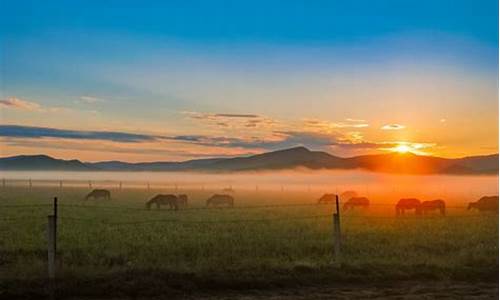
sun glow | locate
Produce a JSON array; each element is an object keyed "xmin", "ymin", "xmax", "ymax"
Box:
[{"xmin": 393, "ymin": 144, "xmax": 412, "ymax": 153}]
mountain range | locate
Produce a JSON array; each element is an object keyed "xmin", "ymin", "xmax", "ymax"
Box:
[{"xmin": 0, "ymin": 147, "xmax": 497, "ymax": 175}]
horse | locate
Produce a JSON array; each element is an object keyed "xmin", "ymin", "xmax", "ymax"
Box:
[
  {"xmin": 177, "ymin": 194, "xmax": 188, "ymax": 208},
  {"xmin": 207, "ymin": 194, "xmax": 234, "ymax": 208},
  {"xmin": 343, "ymin": 197, "xmax": 369, "ymax": 211},
  {"xmin": 84, "ymin": 189, "xmax": 111, "ymax": 200},
  {"xmin": 146, "ymin": 194, "xmax": 178, "ymax": 210},
  {"xmin": 317, "ymin": 193, "xmax": 336, "ymax": 204},
  {"xmin": 340, "ymin": 190, "xmax": 358, "ymax": 202},
  {"xmin": 468, "ymin": 196, "xmax": 499, "ymax": 212},
  {"xmin": 417, "ymin": 199, "xmax": 446, "ymax": 216},
  {"xmin": 395, "ymin": 198, "xmax": 421, "ymax": 216}
]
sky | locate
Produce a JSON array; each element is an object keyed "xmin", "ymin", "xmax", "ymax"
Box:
[{"xmin": 0, "ymin": 0, "xmax": 498, "ymax": 162}]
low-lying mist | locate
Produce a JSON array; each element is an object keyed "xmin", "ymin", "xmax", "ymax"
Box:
[{"xmin": 2, "ymin": 170, "xmax": 497, "ymax": 206}]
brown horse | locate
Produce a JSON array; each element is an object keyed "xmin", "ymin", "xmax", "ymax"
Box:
[
  {"xmin": 207, "ymin": 194, "xmax": 234, "ymax": 207},
  {"xmin": 317, "ymin": 193, "xmax": 336, "ymax": 204},
  {"xmin": 417, "ymin": 200, "xmax": 446, "ymax": 216},
  {"xmin": 177, "ymin": 194, "xmax": 188, "ymax": 208},
  {"xmin": 468, "ymin": 196, "xmax": 499, "ymax": 212},
  {"xmin": 146, "ymin": 194, "xmax": 178, "ymax": 210},
  {"xmin": 343, "ymin": 197, "xmax": 369, "ymax": 211},
  {"xmin": 395, "ymin": 198, "xmax": 421, "ymax": 216},
  {"xmin": 85, "ymin": 189, "xmax": 111, "ymax": 200},
  {"xmin": 340, "ymin": 190, "xmax": 358, "ymax": 201}
]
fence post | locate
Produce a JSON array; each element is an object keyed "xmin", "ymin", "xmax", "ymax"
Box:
[
  {"xmin": 29, "ymin": 178, "xmax": 32, "ymax": 191},
  {"xmin": 2, "ymin": 178, "xmax": 5, "ymax": 189},
  {"xmin": 119, "ymin": 181, "xmax": 122, "ymax": 190},
  {"xmin": 333, "ymin": 194, "xmax": 341, "ymax": 262},
  {"xmin": 88, "ymin": 180, "xmax": 92, "ymax": 189},
  {"xmin": 47, "ymin": 215, "xmax": 56, "ymax": 279}
]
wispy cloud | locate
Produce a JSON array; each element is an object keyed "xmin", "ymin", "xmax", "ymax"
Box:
[
  {"xmin": 213, "ymin": 113, "xmax": 259, "ymax": 118},
  {"xmin": 303, "ymin": 118, "xmax": 369, "ymax": 131},
  {"xmin": 0, "ymin": 96, "xmax": 71, "ymax": 113},
  {"xmin": 79, "ymin": 96, "xmax": 105, "ymax": 104},
  {"xmin": 185, "ymin": 111, "xmax": 277, "ymax": 129},
  {"xmin": 0, "ymin": 125, "xmax": 156, "ymax": 143},
  {"xmin": 381, "ymin": 124, "xmax": 406, "ymax": 130},
  {"xmin": 0, "ymin": 97, "xmax": 41, "ymax": 111}
]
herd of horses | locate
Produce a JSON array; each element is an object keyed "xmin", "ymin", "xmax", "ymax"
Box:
[
  {"xmin": 84, "ymin": 189, "xmax": 233, "ymax": 210},
  {"xmin": 317, "ymin": 191, "xmax": 499, "ymax": 215},
  {"xmin": 83, "ymin": 189, "xmax": 499, "ymax": 214}
]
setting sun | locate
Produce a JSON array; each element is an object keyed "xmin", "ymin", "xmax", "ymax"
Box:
[{"xmin": 393, "ymin": 144, "xmax": 412, "ymax": 153}]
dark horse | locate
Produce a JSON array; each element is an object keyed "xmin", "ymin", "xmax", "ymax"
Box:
[
  {"xmin": 207, "ymin": 194, "xmax": 234, "ymax": 207},
  {"xmin": 177, "ymin": 194, "xmax": 188, "ymax": 208},
  {"xmin": 417, "ymin": 199, "xmax": 446, "ymax": 216},
  {"xmin": 317, "ymin": 193, "xmax": 336, "ymax": 204},
  {"xmin": 468, "ymin": 196, "xmax": 499, "ymax": 212},
  {"xmin": 395, "ymin": 198, "xmax": 421, "ymax": 216},
  {"xmin": 343, "ymin": 197, "xmax": 369, "ymax": 211},
  {"xmin": 146, "ymin": 194, "xmax": 178, "ymax": 210},
  {"xmin": 85, "ymin": 189, "xmax": 111, "ymax": 200}
]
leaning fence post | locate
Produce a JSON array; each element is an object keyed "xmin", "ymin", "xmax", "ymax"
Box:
[{"xmin": 333, "ymin": 194, "xmax": 341, "ymax": 262}]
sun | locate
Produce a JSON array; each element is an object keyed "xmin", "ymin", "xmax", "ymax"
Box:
[{"xmin": 393, "ymin": 144, "xmax": 412, "ymax": 153}]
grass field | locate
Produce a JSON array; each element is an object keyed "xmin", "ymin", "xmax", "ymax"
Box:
[{"xmin": 0, "ymin": 185, "xmax": 498, "ymax": 298}]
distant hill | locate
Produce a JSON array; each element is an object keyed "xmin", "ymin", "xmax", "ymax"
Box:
[
  {"xmin": 0, "ymin": 147, "xmax": 497, "ymax": 175},
  {"xmin": 0, "ymin": 155, "xmax": 93, "ymax": 171}
]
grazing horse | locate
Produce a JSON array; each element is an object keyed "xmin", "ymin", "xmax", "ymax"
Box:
[
  {"xmin": 207, "ymin": 194, "xmax": 234, "ymax": 207},
  {"xmin": 417, "ymin": 200, "xmax": 446, "ymax": 216},
  {"xmin": 395, "ymin": 198, "xmax": 421, "ymax": 216},
  {"xmin": 340, "ymin": 190, "xmax": 358, "ymax": 202},
  {"xmin": 343, "ymin": 197, "xmax": 369, "ymax": 211},
  {"xmin": 468, "ymin": 196, "xmax": 499, "ymax": 212},
  {"xmin": 177, "ymin": 194, "xmax": 188, "ymax": 208},
  {"xmin": 222, "ymin": 187, "xmax": 235, "ymax": 194},
  {"xmin": 85, "ymin": 189, "xmax": 111, "ymax": 200},
  {"xmin": 317, "ymin": 193, "xmax": 336, "ymax": 204},
  {"xmin": 146, "ymin": 194, "xmax": 178, "ymax": 210}
]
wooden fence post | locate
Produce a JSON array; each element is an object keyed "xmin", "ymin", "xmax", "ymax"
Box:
[
  {"xmin": 88, "ymin": 180, "xmax": 92, "ymax": 189},
  {"xmin": 29, "ymin": 178, "xmax": 32, "ymax": 191},
  {"xmin": 333, "ymin": 194, "xmax": 341, "ymax": 262},
  {"xmin": 119, "ymin": 181, "xmax": 122, "ymax": 190}
]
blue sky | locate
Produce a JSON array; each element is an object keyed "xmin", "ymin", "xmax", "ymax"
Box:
[{"xmin": 0, "ymin": 1, "xmax": 498, "ymax": 161}]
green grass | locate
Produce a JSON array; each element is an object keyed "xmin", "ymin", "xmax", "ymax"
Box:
[{"xmin": 0, "ymin": 186, "xmax": 497, "ymax": 297}]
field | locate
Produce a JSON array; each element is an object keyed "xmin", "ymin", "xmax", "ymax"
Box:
[{"xmin": 0, "ymin": 178, "xmax": 498, "ymax": 299}]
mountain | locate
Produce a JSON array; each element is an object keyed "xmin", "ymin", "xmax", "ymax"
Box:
[
  {"xmin": 0, "ymin": 155, "xmax": 93, "ymax": 171},
  {"xmin": 0, "ymin": 147, "xmax": 497, "ymax": 175}
]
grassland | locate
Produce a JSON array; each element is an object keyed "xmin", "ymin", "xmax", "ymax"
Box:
[{"xmin": 0, "ymin": 185, "xmax": 498, "ymax": 298}]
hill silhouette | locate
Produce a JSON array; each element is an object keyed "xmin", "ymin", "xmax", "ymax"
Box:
[{"xmin": 0, "ymin": 147, "xmax": 497, "ymax": 175}]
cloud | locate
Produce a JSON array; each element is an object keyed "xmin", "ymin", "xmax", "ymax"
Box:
[
  {"xmin": 0, "ymin": 97, "xmax": 41, "ymax": 111},
  {"xmin": 79, "ymin": 96, "xmax": 105, "ymax": 104},
  {"xmin": 345, "ymin": 118, "xmax": 367, "ymax": 123},
  {"xmin": 381, "ymin": 124, "xmax": 406, "ymax": 130},
  {"xmin": 303, "ymin": 118, "xmax": 369, "ymax": 130},
  {"xmin": 0, "ymin": 125, "xmax": 156, "ymax": 143},
  {"xmin": 185, "ymin": 111, "xmax": 277, "ymax": 129},
  {"xmin": 214, "ymin": 113, "xmax": 259, "ymax": 118}
]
